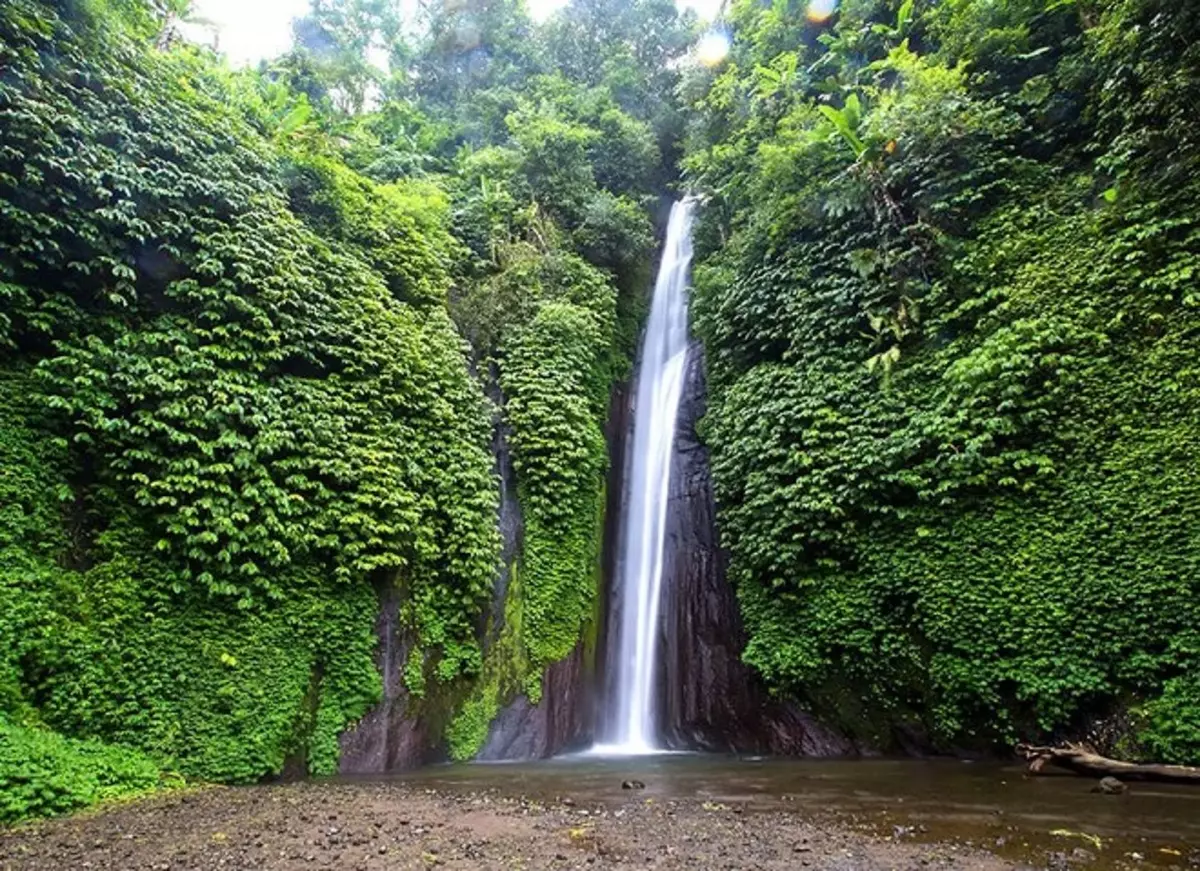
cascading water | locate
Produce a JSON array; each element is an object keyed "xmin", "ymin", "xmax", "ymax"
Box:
[{"xmin": 596, "ymin": 199, "xmax": 695, "ymax": 754}]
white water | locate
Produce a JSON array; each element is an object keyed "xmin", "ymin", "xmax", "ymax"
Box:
[{"xmin": 594, "ymin": 199, "xmax": 695, "ymax": 755}]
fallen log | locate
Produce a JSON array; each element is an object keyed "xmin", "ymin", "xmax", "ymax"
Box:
[{"xmin": 1016, "ymin": 743, "xmax": 1200, "ymax": 784}]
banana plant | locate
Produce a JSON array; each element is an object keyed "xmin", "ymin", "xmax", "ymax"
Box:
[
  {"xmin": 871, "ymin": 0, "xmax": 916, "ymax": 41},
  {"xmin": 817, "ymin": 92, "xmax": 867, "ymax": 158}
]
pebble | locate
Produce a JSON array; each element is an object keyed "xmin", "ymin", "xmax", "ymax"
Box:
[{"xmin": 0, "ymin": 780, "xmax": 1048, "ymax": 871}]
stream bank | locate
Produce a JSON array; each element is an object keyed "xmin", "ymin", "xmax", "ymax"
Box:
[
  {"xmin": 0, "ymin": 780, "xmax": 1017, "ymax": 871},
  {"xmin": 3, "ymin": 755, "xmax": 1198, "ymax": 871}
]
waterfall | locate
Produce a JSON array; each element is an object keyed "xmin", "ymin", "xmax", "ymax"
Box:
[{"xmin": 597, "ymin": 199, "xmax": 695, "ymax": 754}]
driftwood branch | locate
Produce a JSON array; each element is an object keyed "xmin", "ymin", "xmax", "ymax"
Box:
[{"xmin": 1016, "ymin": 743, "xmax": 1200, "ymax": 784}]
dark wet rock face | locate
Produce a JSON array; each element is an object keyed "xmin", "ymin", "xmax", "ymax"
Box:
[
  {"xmin": 477, "ymin": 642, "xmax": 593, "ymax": 760},
  {"xmin": 597, "ymin": 379, "xmax": 634, "ymax": 741},
  {"xmin": 658, "ymin": 343, "xmax": 746, "ymax": 747},
  {"xmin": 338, "ymin": 590, "xmax": 443, "ymax": 773},
  {"xmin": 478, "ymin": 384, "xmax": 629, "ymax": 759},
  {"xmin": 657, "ymin": 342, "xmax": 855, "ymax": 756}
]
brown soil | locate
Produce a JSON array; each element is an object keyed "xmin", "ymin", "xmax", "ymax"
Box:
[{"xmin": 0, "ymin": 780, "xmax": 1026, "ymax": 871}]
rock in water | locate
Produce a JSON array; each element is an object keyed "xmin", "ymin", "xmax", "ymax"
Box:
[
  {"xmin": 1093, "ymin": 776, "xmax": 1128, "ymax": 795},
  {"xmin": 621, "ymin": 780, "xmax": 646, "ymax": 790}
]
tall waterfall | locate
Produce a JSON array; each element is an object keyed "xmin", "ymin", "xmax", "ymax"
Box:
[{"xmin": 600, "ymin": 199, "xmax": 695, "ymax": 754}]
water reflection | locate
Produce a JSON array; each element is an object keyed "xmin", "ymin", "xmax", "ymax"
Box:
[{"xmin": 377, "ymin": 754, "xmax": 1200, "ymax": 869}]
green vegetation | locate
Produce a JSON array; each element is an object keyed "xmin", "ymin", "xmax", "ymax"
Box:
[
  {"xmin": 0, "ymin": 0, "xmax": 688, "ymax": 818},
  {"xmin": 0, "ymin": 0, "xmax": 493, "ymax": 815},
  {"xmin": 0, "ymin": 720, "xmax": 163, "ymax": 823},
  {"xmin": 684, "ymin": 0, "xmax": 1200, "ymax": 760},
  {"xmin": 3, "ymin": 0, "xmax": 1199, "ymax": 826},
  {"xmin": 407, "ymin": 0, "xmax": 692, "ymax": 756}
]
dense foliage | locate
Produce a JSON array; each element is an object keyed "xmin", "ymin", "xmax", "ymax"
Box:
[
  {"xmin": 0, "ymin": 0, "xmax": 689, "ymax": 818},
  {"xmin": 684, "ymin": 0, "xmax": 1200, "ymax": 760},
  {"xmin": 5, "ymin": 0, "xmax": 1198, "ymax": 827},
  {"xmin": 0, "ymin": 719, "xmax": 163, "ymax": 823},
  {"xmin": 0, "ymin": 0, "xmax": 507, "ymax": 816}
]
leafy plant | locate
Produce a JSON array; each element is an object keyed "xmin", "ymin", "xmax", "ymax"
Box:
[
  {"xmin": 0, "ymin": 719, "xmax": 163, "ymax": 824},
  {"xmin": 685, "ymin": 0, "xmax": 1200, "ymax": 759}
]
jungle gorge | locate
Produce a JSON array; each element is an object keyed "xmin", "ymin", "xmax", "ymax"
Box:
[{"xmin": 2, "ymin": 0, "xmax": 1199, "ymax": 832}]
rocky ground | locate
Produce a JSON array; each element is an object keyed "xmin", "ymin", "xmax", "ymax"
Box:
[{"xmin": 0, "ymin": 780, "xmax": 1025, "ymax": 871}]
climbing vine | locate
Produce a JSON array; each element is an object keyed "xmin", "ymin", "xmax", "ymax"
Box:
[
  {"xmin": 685, "ymin": 0, "xmax": 1200, "ymax": 760},
  {"xmin": 0, "ymin": 0, "xmax": 501, "ymax": 808},
  {"xmin": 1, "ymin": 0, "xmax": 688, "ymax": 811}
]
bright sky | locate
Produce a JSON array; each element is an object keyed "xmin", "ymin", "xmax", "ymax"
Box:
[{"xmin": 191, "ymin": 0, "xmax": 724, "ymax": 68}]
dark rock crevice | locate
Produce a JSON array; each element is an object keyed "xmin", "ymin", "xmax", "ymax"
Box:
[
  {"xmin": 485, "ymin": 372, "xmax": 523, "ymax": 650},
  {"xmin": 338, "ymin": 587, "xmax": 444, "ymax": 773},
  {"xmin": 340, "ymin": 338, "xmax": 854, "ymax": 773}
]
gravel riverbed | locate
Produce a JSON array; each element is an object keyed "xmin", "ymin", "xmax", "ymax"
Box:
[{"xmin": 0, "ymin": 780, "xmax": 1030, "ymax": 871}]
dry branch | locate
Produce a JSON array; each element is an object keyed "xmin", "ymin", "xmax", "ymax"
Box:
[{"xmin": 1016, "ymin": 743, "xmax": 1200, "ymax": 784}]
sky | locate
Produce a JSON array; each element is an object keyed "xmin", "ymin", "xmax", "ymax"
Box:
[{"xmin": 191, "ymin": 0, "xmax": 725, "ymax": 68}]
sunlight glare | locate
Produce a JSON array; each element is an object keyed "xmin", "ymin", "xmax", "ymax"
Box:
[
  {"xmin": 695, "ymin": 30, "xmax": 730, "ymax": 66},
  {"xmin": 528, "ymin": 0, "xmax": 569, "ymax": 23},
  {"xmin": 192, "ymin": 0, "xmax": 310, "ymax": 67},
  {"xmin": 194, "ymin": 0, "xmax": 731, "ymax": 66},
  {"xmin": 806, "ymin": 0, "xmax": 839, "ymax": 23}
]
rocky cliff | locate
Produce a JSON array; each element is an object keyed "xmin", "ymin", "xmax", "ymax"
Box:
[
  {"xmin": 340, "ymin": 386, "xmax": 606, "ymax": 771},
  {"xmin": 340, "ymin": 343, "xmax": 853, "ymax": 772},
  {"xmin": 657, "ymin": 342, "xmax": 856, "ymax": 756}
]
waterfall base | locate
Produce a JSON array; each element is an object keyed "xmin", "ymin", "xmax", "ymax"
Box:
[
  {"xmin": 597, "ymin": 340, "xmax": 861, "ymax": 759},
  {"xmin": 584, "ymin": 742, "xmax": 678, "ymax": 757}
]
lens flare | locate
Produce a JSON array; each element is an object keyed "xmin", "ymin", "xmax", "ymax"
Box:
[
  {"xmin": 696, "ymin": 30, "xmax": 731, "ymax": 66},
  {"xmin": 806, "ymin": 0, "xmax": 838, "ymax": 23}
]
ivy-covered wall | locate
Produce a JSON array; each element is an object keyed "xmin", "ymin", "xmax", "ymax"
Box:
[
  {"xmin": 0, "ymin": 0, "xmax": 504, "ymax": 821},
  {"xmin": 683, "ymin": 0, "xmax": 1200, "ymax": 761},
  {"xmin": 0, "ymin": 0, "xmax": 688, "ymax": 821}
]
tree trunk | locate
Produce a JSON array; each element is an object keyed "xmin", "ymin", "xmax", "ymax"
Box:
[{"xmin": 1016, "ymin": 743, "xmax": 1200, "ymax": 784}]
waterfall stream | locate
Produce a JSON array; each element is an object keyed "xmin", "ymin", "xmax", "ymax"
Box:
[{"xmin": 596, "ymin": 199, "xmax": 695, "ymax": 754}]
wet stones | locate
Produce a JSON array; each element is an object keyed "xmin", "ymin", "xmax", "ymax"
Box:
[{"xmin": 1093, "ymin": 776, "xmax": 1129, "ymax": 795}]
